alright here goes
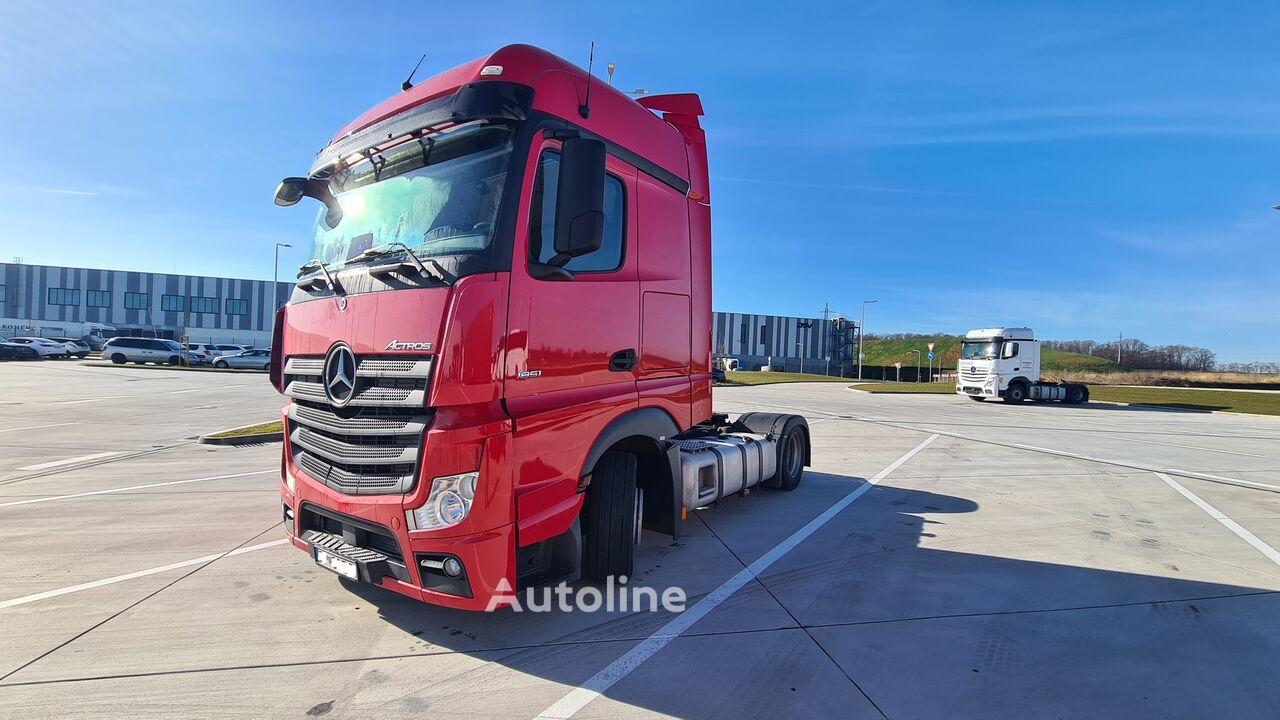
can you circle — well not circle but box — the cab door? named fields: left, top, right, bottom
left=504, top=138, right=639, bottom=545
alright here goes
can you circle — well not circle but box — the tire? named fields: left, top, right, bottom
left=776, top=422, right=807, bottom=491
left=582, top=450, right=639, bottom=581
left=110, top=353, right=126, bottom=364
left=968, top=395, right=985, bottom=402
left=262, top=363, right=271, bottom=371
left=1067, top=385, right=1088, bottom=404
left=215, top=360, right=229, bottom=369
left=1004, top=381, right=1027, bottom=404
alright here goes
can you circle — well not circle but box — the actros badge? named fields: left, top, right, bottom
left=385, top=339, right=433, bottom=351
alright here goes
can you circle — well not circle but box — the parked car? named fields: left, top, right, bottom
left=163, top=341, right=209, bottom=366
left=189, top=343, right=252, bottom=360
left=48, top=337, right=92, bottom=358
left=101, top=337, right=187, bottom=365
left=6, top=336, right=70, bottom=358
left=0, top=337, right=39, bottom=361
left=214, top=348, right=271, bottom=370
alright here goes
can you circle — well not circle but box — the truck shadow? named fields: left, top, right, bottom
left=334, top=470, right=1280, bottom=718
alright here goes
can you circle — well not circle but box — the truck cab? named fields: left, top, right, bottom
left=957, top=327, right=1088, bottom=405
left=270, top=45, right=809, bottom=610
left=957, top=327, right=1038, bottom=399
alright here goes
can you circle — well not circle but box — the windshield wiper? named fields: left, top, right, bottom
left=295, top=259, right=344, bottom=294
left=349, top=242, right=451, bottom=285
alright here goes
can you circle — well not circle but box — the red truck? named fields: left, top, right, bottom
left=271, top=44, right=809, bottom=610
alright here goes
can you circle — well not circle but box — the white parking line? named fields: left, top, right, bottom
left=57, top=396, right=127, bottom=405
left=1108, top=436, right=1264, bottom=459
left=1012, top=443, right=1084, bottom=458
left=167, top=388, right=202, bottom=394
left=0, top=469, right=276, bottom=508
left=1156, top=473, right=1280, bottom=567
left=18, top=452, right=121, bottom=471
left=1166, top=469, right=1280, bottom=493
left=0, top=422, right=77, bottom=434
left=0, top=539, right=289, bottom=610
left=534, top=434, right=940, bottom=720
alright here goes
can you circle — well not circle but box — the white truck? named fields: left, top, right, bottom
left=956, top=327, right=1089, bottom=404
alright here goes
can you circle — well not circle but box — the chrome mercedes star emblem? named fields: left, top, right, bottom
left=323, top=344, right=357, bottom=406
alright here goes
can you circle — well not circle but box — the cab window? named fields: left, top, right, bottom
left=528, top=151, right=625, bottom=274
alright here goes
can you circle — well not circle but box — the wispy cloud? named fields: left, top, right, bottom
left=31, top=187, right=99, bottom=197
left=712, top=175, right=970, bottom=197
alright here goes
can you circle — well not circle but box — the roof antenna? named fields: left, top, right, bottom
left=578, top=42, right=595, bottom=119
left=401, top=54, right=426, bottom=92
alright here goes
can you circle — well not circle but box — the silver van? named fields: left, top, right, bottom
left=101, top=337, right=187, bottom=366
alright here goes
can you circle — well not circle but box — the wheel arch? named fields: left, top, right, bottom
left=579, top=407, right=682, bottom=539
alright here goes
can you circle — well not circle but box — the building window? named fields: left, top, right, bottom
left=0, top=285, right=6, bottom=303
left=225, top=298, right=249, bottom=316
left=190, top=296, right=219, bottom=314
left=124, top=292, right=149, bottom=310
left=87, top=290, right=111, bottom=308
left=48, top=288, right=80, bottom=306
left=161, top=294, right=185, bottom=312
left=740, top=322, right=748, bottom=345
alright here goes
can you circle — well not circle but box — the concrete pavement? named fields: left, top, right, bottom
left=1, top=365, right=1278, bottom=718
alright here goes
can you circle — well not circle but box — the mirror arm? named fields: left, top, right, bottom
left=528, top=262, right=576, bottom=281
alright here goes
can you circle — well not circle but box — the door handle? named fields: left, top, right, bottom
left=609, top=348, right=637, bottom=371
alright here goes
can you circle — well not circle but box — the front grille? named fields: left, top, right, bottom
left=285, top=353, right=432, bottom=495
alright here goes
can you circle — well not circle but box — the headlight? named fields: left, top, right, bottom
left=407, top=472, right=478, bottom=531
left=284, top=468, right=297, bottom=494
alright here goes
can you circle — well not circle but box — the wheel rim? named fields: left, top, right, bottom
left=784, top=430, right=804, bottom=478
left=633, top=487, right=644, bottom=547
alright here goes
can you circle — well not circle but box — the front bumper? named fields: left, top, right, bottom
left=282, top=486, right=515, bottom=611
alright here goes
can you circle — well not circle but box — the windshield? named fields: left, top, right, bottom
left=961, top=340, right=1000, bottom=359
left=306, top=122, right=515, bottom=271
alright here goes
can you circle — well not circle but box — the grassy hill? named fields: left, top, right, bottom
left=860, top=335, right=1118, bottom=373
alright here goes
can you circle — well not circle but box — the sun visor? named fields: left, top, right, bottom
left=310, top=81, right=535, bottom=177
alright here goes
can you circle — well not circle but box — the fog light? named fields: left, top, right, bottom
left=443, top=557, right=463, bottom=577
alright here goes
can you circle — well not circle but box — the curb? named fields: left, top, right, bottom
left=198, top=423, right=284, bottom=445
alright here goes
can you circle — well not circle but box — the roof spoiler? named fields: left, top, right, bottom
left=636, top=93, right=704, bottom=118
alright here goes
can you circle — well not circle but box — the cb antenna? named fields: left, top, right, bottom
left=579, top=41, right=595, bottom=119
left=402, top=54, right=426, bottom=92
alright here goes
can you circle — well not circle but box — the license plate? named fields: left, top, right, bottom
left=313, top=547, right=358, bottom=579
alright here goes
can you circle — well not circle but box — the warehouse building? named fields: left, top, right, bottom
left=0, top=262, right=289, bottom=347
left=713, top=311, right=853, bottom=374
left=2, top=261, right=860, bottom=371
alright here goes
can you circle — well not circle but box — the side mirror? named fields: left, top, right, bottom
left=274, top=178, right=308, bottom=206
left=274, top=177, right=343, bottom=228
left=551, top=137, right=606, bottom=264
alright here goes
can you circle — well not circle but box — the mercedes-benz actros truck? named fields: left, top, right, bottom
left=270, top=45, right=810, bottom=610
left=956, top=327, right=1089, bottom=404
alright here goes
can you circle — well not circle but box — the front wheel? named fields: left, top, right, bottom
left=1004, top=382, right=1027, bottom=404
left=214, top=360, right=229, bottom=369
left=582, top=450, right=639, bottom=581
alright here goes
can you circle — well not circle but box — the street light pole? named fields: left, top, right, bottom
left=797, top=341, right=804, bottom=374
left=274, top=243, right=292, bottom=309
left=857, top=299, right=877, bottom=380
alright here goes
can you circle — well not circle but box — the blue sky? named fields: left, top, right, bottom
left=0, top=2, right=1277, bottom=361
